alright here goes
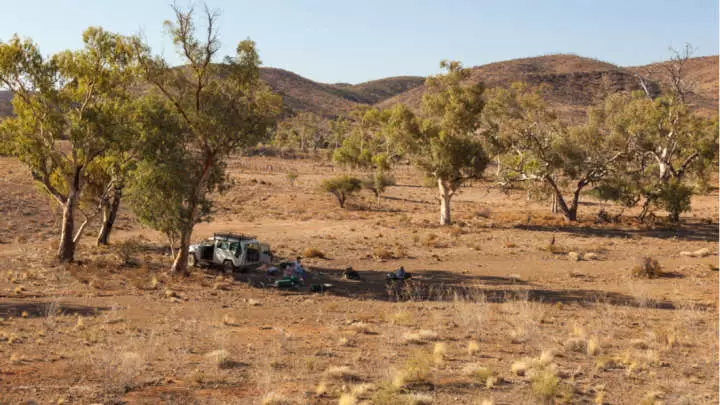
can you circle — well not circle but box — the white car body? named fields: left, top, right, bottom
left=188, top=233, right=272, bottom=272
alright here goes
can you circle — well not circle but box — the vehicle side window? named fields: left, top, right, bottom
left=217, top=240, right=229, bottom=250
left=229, top=242, right=240, bottom=253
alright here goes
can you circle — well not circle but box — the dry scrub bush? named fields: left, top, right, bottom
left=94, top=350, right=145, bottom=402
left=325, top=365, right=360, bottom=382
left=632, top=257, right=662, bottom=278
left=394, top=349, right=434, bottom=387
left=463, top=364, right=495, bottom=387
left=405, top=393, right=434, bottom=405
left=467, top=340, right=480, bottom=355
left=432, top=342, right=447, bottom=365
left=403, top=330, right=438, bottom=344
left=530, top=366, right=561, bottom=402
left=372, top=246, right=394, bottom=260
left=303, top=248, right=326, bottom=259
left=205, top=349, right=233, bottom=369
left=261, top=392, right=294, bottom=405
left=387, top=310, right=414, bottom=326
left=338, top=393, right=357, bottom=405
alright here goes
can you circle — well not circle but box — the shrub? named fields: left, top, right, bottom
left=657, top=180, right=693, bottom=222
left=372, top=246, right=394, bottom=260
left=362, top=172, right=396, bottom=205
left=325, top=365, right=360, bottom=381
left=303, top=248, right=326, bottom=259
left=205, top=349, right=233, bottom=369
left=261, top=392, right=294, bottom=405
left=321, top=175, right=362, bottom=208
left=399, top=349, right=434, bottom=385
left=286, top=170, right=299, bottom=186
left=632, top=257, right=662, bottom=278
left=530, top=367, right=560, bottom=402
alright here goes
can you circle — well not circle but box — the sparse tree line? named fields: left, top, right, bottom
left=0, top=4, right=715, bottom=271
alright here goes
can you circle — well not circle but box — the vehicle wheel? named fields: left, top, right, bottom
left=223, top=260, right=235, bottom=274
left=188, top=253, right=198, bottom=267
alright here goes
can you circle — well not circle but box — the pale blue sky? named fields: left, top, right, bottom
left=1, top=0, right=717, bottom=84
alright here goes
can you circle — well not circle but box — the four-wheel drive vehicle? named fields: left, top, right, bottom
left=188, top=233, right=272, bottom=272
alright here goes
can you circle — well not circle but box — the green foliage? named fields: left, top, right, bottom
left=134, top=5, right=282, bottom=272
left=657, top=180, right=693, bottom=222
left=321, top=175, right=362, bottom=208
left=273, top=112, right=327, bottom=152
left=593, top=89, right=716, bottom=222
left=124, top=95, right=194, bottom=247
left=390, top=61, right=488, bottom=224
left=362, top=171, right=396, bottom=202
left=484, top=83, right=628, bottom=221
left=286, top=170, right=299, bottom=186
left=0, top=27, right=138, bottom=260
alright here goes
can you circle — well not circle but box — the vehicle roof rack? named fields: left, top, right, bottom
left=214, top=232, right=257, bottom=241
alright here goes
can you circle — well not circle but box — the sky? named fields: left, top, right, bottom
left=0, top=0, right=717, bottom=84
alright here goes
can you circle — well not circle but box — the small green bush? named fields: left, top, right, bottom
left=321, top=175, right=362, bottom=208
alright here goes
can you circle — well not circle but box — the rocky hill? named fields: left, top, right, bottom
left=1, top=54, right=716, bottom=120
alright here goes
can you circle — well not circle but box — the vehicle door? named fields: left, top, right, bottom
left=229, top=241, right=244, bottom=266
left=213, top=239, right=233, bottom=264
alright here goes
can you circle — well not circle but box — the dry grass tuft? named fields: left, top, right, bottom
left=530, top=366, right=560, bottom=402
left=463, top=364, right=495, bottom=387
left=372, top=246, right=394, bottom=260
left=387, top=310, right=415, bottom=326
left=348, top=321, right=373, bottom=334
left=314, top=381, right=328, bottom=396
left=325, top=365, right=360, bottom=382
left=586, top=337, right=600, bottom=356
left=405, top=392, right=434, bottom=405
left=632, top=256, right=663, bottom=278
left=432, top=342, right=447, bottom=365
left=393, top=349, right=434, bottom=388
left=338, top=393, right=357, bottom=405
left=403, top=330, right=439, bottom=345
left=303, top=248, right=326, bottom=259
left=467, top=340, right=480, bottom=356
left=261, top=392, right=294, bottom=405
left=205, top=349, right=233, bottom=369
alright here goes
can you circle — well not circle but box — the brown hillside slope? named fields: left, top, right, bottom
left=259, top=68, right=424, bottom=117
left=378, top=54, right=660, bottom=121
left=628, top=55, right=718, bottom=117
left=1, top=55, right=715, bottom=120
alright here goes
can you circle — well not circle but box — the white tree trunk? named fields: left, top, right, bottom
left=438, top=179, right=452, bottom=226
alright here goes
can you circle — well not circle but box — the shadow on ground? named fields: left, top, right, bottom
left=513, top=219, right=718, bottom=243
left=0, top=301, right=109, bottom=318
left=234, top=266, right=690, bottom=310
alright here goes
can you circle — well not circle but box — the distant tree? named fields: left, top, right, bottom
left=329, top=116, right=351, bottom=150
left=321, top=175, right=362, bottom=208
left=0, top=28, right=136, bottom=261
left=391, top=61, right=488, bottom=225
left=273, top=112, right=326, bottom=152
left=484, top=83, right=627, bottom=221
left=133, top=5, right=281, bottom=274
left=334, top=107, right=399, bottom=206
left=597, top=91, right=717, bottom=222
left=361, top=170, right=396, bottom=207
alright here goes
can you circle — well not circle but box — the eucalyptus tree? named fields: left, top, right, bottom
left=0, top=28, right=137, bottom=261
left=390, top=61, right=488, bottom=225
left=133, top=5, right=281, bottom=274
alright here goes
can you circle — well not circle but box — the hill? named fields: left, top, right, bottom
left=1, top=54, right=716, bottom=120
left=259, top=68, right=424, bottom=117
left=379, top=54, right=717, bottom=121
left=627, top=55, right=718, bottom=117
